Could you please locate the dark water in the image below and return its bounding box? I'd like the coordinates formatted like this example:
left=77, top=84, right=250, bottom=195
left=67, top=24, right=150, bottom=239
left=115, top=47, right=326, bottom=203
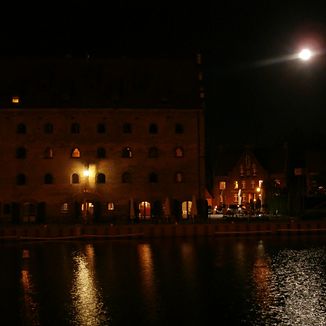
left=0, top=236, right=325, bottom=326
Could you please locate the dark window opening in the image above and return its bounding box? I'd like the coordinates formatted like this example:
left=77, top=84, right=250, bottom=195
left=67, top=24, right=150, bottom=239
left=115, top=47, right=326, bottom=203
left=175, top=123, right=184, bottom=134
left=122, top=172, right=132, bottom=183
left=97, top=147, right=106, bottom=158
left=72, top=173, right=80, bottom=184
left=123, top=123, right=132, bottom=134
left=149, top=172, right=158, bottom=183
left=149, top=123, right=158, bottom=134
left=17, top=123, right=26, bottom=134
left=44, top=123, right=54, bottom=134
left=16, top=147, right=26, bottom=159
left=71, top=123, right=80, bottom=134
left=44, top=173, right=54, bottom=184
left=96, top=173, right=106, bottom=184
left=97, top=123, right=106, bottom=134
left=16, top=173, right=26, bottom=185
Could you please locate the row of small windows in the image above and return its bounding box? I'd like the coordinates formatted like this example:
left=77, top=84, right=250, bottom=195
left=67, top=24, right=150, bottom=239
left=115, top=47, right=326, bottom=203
left=15, top=146, right=185, bottom=159
left=15, top=122, right=185, bottom=134
left=14, top=172, right=185, bottom=185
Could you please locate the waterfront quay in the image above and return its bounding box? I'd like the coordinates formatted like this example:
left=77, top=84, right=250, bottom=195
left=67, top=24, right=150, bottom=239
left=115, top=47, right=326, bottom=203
left=1, top=218, right=326, bottom=240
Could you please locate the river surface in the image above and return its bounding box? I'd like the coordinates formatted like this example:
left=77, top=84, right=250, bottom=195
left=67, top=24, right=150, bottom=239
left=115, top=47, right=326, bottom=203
left=0, top=235, right=325, bottom=326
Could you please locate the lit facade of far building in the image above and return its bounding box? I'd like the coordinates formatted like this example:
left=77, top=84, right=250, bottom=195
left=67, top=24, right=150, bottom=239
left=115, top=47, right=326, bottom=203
left=212, top=147, right=287, bottom=215
left=0, top=56, right=206, bottom=223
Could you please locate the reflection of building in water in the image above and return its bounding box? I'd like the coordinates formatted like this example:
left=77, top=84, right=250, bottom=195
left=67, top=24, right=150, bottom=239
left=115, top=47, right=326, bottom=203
left=21, top=249, right=40, bottom=326
left=253, top=241, right=272, bottom=310
left=71, top=245, right=108, bottom=326
left=180, top=242, right=196, bottom=282
left=137, top=244, right=156, bottom=302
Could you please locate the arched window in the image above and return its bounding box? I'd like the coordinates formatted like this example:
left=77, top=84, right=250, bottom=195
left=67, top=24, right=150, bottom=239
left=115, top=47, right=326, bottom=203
left=149, top=172, right=158, bottom=183
left=71, top=147, right=81, bottom=158
left=44, top=147, right=54, bottom=159
left=148, top=146, right=159, bottom=158
left=97, top=123, right=106, bottom=134
left=96, top=173, right=106, bottom=184
left=123, top=123, right=132, bottom=133
left=122, top=147, right=132, bottom=158
left=71, top=123, right=80, bottom=134
left=44, top=173, right=53, bottom=184
left=44, top=123, right=54, bottom=134
left=16, top=173, right=26, bottom=185
left=122, top=172, right=132, bottom=183
left=16, top=147, right=26, bottom=159
left=72, top=173, right=80, bottom=184
left=175, top=147, right=184, bottom=158
left=16, top=123, right=26, bottom=134
left=175, top=123, right=184, bottom=134
left=97, top=147, right=106, bottom=158
left=175, top=172, right=183, bottom=183
left=149, top=123, right=158, bottom=134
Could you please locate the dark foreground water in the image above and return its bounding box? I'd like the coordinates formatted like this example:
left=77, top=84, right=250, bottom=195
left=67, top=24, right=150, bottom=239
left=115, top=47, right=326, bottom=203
left=0, top=235, right=325, bottom=326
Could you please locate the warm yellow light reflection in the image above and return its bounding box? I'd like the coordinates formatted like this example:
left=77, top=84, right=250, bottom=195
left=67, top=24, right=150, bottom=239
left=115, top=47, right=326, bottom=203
left=71, top=246, right=108, bottom=325
left=21, top=253, right=40, bottom=325
left=83, top=169, right=90, bottom=177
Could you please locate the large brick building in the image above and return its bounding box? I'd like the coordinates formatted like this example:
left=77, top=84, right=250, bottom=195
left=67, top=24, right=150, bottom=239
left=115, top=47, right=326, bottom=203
left=0, top=55, right=205, bottom=223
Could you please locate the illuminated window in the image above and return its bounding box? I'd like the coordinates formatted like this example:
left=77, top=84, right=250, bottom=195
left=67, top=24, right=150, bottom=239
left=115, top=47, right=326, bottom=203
left=97, top=147, right=106, bottom=158
left=242, top=193, right=246, bottom=203
left=175, top=147, right=184, bottom=157
left=107, top=202, right=115, bottom=211
left=149, top=172, right=158, bottom=183
left=149, top=123, right=158, bottom=134
left=148, top=146, right=159, bottom=158
left=16, top=173, right=26, bottom=185
left=259, top=180, right=263, bottom=188
left=122, top=147, right=132, bottom=158
left=72, top=173, right=80, bottom=184
left=44, top=173, right=53, bottom=184
left=96, top=173, right=106, bottom=184
left=123, top=123, right=132, bottom=133
left=61, top=203, right=69, bottom=213
left=234, top=181, right=239, bottom=189
left=16, top=123, right=26, bottom=134
left=97, top=123, right=106, bottom=134
left=251, top=180, right=255, bottom=189
left=71, top=123, right=80, bottom=134
left=219, top=181, right=226, bottom=190
left=16, top=147, right=26, bottom=159
left=71, top=147, right=81, bottom=158
left=175, top=172, right=183, bottom=183
left=233, top=194, right=238, bottom=203
left=12, top=96, right=20, bottom=104
left=241, top=180, right=246, bottom=189
left=175, top=123, right=184, bottom=134
left=122, top=172, right=132, bottom=183
left=44, top=123, right=53, bottom=134
left=182, top=201, right=192, bottom=219
left=44, top=147, right=54, bottom=159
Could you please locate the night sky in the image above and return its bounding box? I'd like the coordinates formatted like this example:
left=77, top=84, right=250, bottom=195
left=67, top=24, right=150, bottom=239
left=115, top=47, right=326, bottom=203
left=1, top=2, right=326, bottom=148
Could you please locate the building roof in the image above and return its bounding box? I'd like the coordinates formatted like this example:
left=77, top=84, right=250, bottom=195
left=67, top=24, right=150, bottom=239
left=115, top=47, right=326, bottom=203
left=0, top=56, right=202, bottom=109
left=213, top=144, right=288, bottom=177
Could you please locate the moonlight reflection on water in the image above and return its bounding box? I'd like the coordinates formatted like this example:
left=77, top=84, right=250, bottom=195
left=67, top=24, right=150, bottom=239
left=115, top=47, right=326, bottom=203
left=250, top=242, right=326, bottom=326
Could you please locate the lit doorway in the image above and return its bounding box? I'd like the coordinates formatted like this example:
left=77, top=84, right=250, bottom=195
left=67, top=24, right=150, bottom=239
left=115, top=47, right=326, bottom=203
left=81, top=201, right=94, bottom=223
left=182, top=201, right=192, bottom=219
left=139, top=201, right=151, bottom=219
